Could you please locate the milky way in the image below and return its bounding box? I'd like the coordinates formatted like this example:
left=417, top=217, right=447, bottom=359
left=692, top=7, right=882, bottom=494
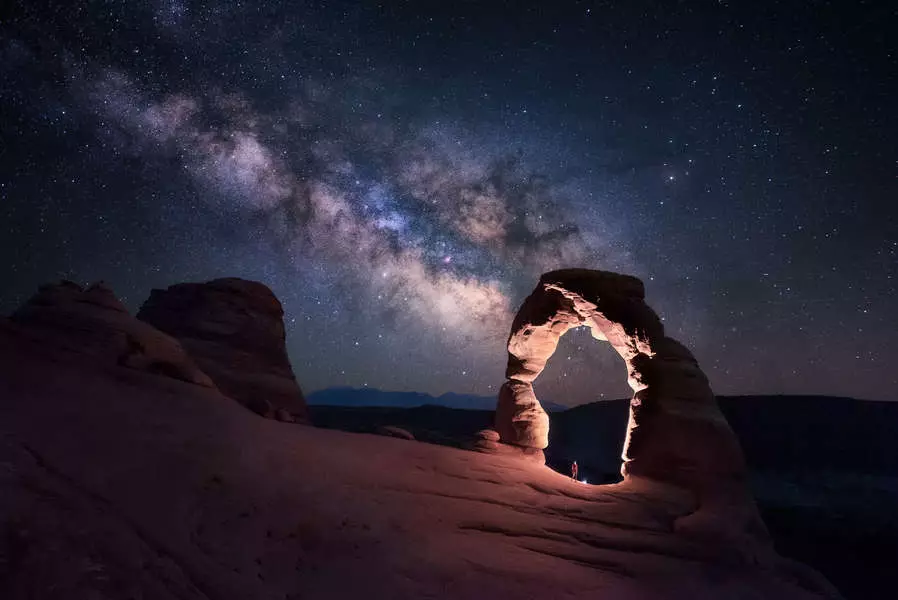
left=2, top=2, right=896, bottom=402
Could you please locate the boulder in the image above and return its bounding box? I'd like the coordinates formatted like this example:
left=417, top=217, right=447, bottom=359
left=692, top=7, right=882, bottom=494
left=274, top=407, right=296, bottom=423
left=469, top=428, right=501, bottom=453
left=137, top=278, right=308, bottom=422
left=375, top=425, right=415, bottom=441
left=475, top=429, right=501, bottom=442
left=7, top=281, right=214, bottom=388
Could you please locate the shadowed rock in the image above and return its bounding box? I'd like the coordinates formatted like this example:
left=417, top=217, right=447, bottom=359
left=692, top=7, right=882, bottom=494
left=375, top=425, right=416, bottom=440
left=137, top=278, right=308, bottom=422
left=6, top=281, right=215, bottom=388
left=495, top=268, right=768, bottom=546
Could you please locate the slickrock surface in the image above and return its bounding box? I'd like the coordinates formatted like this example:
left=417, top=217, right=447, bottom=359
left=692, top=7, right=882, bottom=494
left=137, top=278, right=308, bottom=422
left=0, top=335, right=839, bottom=600
left=5, top=280, right=214, bottom=388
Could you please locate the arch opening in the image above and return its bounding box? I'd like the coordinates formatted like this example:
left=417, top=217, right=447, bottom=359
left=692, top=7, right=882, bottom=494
left=533, top=324, right=631, bottom=406
left=533, top=325, right=631, bottom=483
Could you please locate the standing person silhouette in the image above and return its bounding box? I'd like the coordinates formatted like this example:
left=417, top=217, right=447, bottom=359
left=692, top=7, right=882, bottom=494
left=571, top=460, right=579, bottom=481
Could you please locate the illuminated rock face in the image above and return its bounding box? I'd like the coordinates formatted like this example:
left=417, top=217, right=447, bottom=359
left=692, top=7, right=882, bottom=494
left=497, top=269, right=748, bottom=492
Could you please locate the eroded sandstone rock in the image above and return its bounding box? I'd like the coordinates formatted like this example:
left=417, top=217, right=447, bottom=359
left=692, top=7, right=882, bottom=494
left=8, top=281, right=215, bottom=388
left=495, top=269, right=766, bottom=544
left=495, top=379, right=549, bottom=450
left=137, top=278, right=308, bottom=422
left=376, top=425, right=416, bottom=441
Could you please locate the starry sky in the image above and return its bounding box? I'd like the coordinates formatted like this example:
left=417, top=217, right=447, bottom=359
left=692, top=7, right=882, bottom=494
left=2, top=1, right=896, bottom=403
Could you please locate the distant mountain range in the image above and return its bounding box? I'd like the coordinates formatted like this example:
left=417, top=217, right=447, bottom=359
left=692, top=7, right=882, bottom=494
left=306, top=386, right=568, bottom=412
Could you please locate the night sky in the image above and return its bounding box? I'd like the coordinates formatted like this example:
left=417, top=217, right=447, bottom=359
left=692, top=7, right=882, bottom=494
left=2, top=1, right=896, bottom=403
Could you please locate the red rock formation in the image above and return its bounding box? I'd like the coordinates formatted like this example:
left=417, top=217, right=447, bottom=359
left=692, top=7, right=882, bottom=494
left=496, top=269, right=767, bottom=544
left=137, top=278, right=308, bottom=422
left=376, top=425, right=416, bottom=440
left=7, top=281, right=215, bottom=388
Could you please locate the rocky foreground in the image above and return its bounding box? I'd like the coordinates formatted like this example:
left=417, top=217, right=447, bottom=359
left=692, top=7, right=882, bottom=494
left=0, top=278, right=841, bottom=599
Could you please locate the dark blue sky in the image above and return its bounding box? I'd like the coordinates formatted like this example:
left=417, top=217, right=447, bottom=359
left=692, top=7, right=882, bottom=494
left=2, top=1, right=896, bottom=402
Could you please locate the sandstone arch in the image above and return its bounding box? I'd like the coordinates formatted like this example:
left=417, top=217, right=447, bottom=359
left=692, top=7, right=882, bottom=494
left=496, top=269, right=748, bottom=494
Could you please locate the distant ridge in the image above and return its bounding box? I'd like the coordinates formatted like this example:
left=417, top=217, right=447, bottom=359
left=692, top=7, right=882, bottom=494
left=551, top=394, right=898, bottom=476
left=306, top=387, right=568, bottom=412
